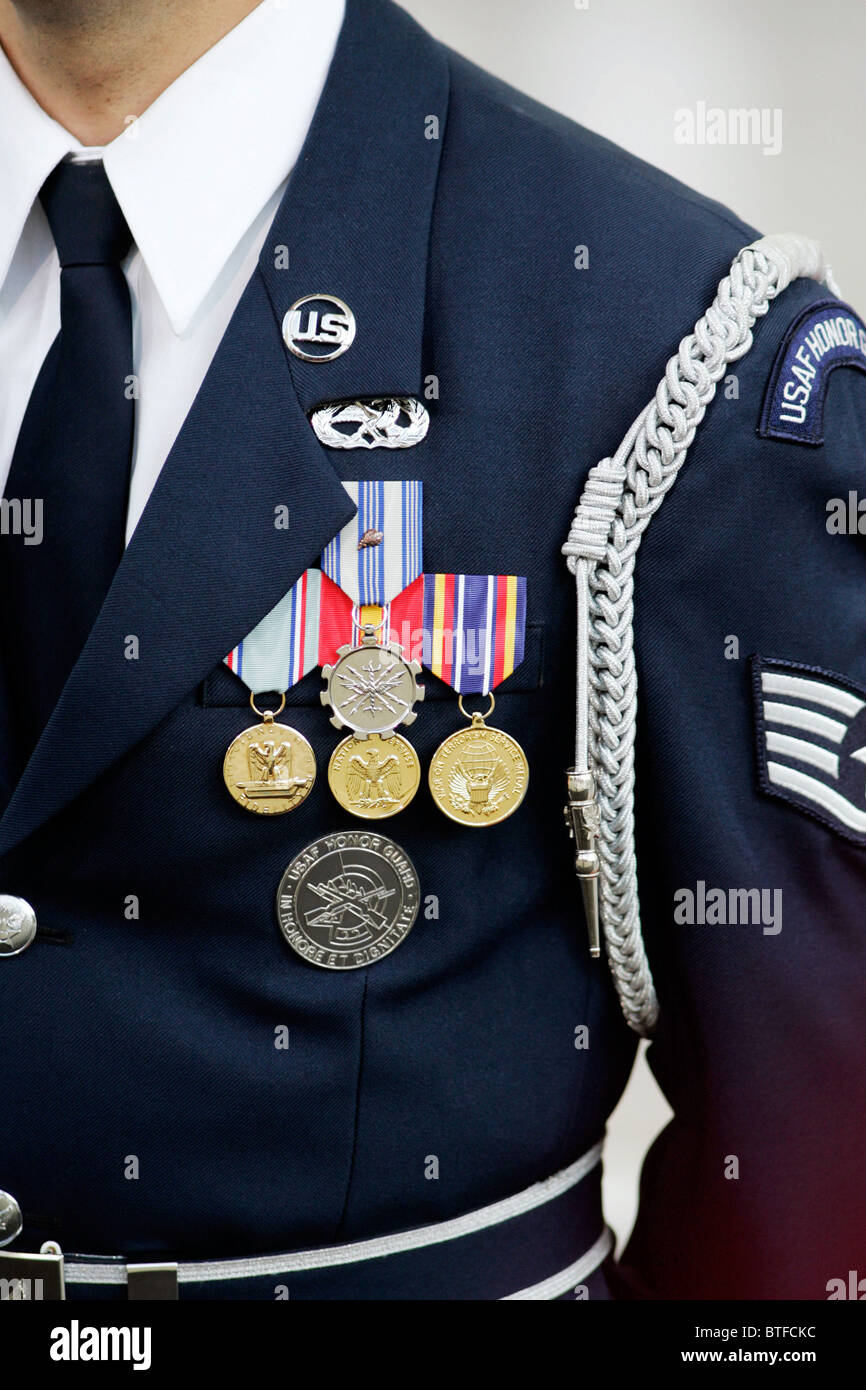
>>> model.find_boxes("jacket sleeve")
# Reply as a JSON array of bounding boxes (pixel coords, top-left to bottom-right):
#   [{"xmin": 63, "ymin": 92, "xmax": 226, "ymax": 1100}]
[{"xmin": 616, "ymin": 272, "xmax": 866, "ymax": 1299}]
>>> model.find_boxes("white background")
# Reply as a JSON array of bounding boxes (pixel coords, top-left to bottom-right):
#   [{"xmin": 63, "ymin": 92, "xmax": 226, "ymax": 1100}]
[{"xmin": 400, "ymin": 0, "xmax": 865, "ymax": 1249}]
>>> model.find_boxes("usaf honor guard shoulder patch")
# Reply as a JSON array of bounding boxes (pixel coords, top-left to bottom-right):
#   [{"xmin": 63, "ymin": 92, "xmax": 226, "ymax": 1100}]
[
  {"xmin": 758, "ymin": 299, "xmax": 866, "ymax": 445},
  {"xmin": 752, "ymin": 655, "xmax": 866, "ymax": 844}
]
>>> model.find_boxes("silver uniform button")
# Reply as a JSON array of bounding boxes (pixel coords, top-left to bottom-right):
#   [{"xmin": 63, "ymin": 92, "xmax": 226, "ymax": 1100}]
[
  {"xmin": 0, "ymin": 1191, "xmax": 23, "ymax": 1247},
  {"xmin": 0, "ymin": 895, "xmax": 37, "ymax": 957}
]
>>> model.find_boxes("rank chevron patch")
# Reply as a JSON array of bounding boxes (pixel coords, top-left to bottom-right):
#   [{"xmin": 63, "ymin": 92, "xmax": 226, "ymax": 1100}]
[{"xmin": 752, "ymin": 655, "xmax": 866, "ymax": 844}]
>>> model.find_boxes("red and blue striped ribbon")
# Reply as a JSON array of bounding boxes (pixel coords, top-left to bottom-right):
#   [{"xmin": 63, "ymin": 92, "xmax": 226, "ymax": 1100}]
[{"xmin": 422, "ymin": 573, "xmax": 526, "ymax": 694}]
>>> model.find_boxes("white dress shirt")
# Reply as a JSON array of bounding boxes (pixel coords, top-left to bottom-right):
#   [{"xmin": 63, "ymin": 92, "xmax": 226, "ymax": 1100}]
[{"xmin": 0, "ymin": 0, "xmax": 345, "ymax": 541}]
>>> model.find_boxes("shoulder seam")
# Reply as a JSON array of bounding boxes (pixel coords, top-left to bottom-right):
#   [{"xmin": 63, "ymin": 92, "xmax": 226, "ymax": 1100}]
[{"xmin": 442, "ymin": 47, "xmax": 755, "ymax": 247}]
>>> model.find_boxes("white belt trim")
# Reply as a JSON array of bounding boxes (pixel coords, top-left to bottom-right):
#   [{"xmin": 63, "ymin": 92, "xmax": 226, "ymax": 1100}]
[
  {"xmin": 65, "ymin": 1140, "xmax": 603, "ymax": 1286},
  {"xmin": 501, "ymin": 1227, "xmax": 614, "ymax": 1300}
]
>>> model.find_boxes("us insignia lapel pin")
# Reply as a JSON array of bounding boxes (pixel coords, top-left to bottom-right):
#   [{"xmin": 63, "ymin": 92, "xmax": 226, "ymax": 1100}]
[{"xmin": 282, "ymin": 294, "xmax": 355, "ymax": 362}]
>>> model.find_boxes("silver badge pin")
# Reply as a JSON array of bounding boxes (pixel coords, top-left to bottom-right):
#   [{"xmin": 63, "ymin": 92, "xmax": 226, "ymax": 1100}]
[
  {"xmin": 311, "ymin": 396, "xmax": 430, "ymax": 449},
  {"xmin": 283, "ymin": 294, "xmax": 356, "ymax": 362}
]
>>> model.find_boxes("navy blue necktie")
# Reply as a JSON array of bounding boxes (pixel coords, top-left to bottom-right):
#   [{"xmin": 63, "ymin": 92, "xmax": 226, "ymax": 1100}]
[{"xmin": 0, "ymin": 161, "xmax": 134, "ymax": 772}]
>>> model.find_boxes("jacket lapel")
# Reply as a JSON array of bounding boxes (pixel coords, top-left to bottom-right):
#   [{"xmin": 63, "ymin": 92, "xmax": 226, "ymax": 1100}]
[
  {"xmin": 259, "ymin": 0, "xmax": 449, "ymax": 412},
  {"xmin": 0, "ymin": 0, "xmax": 449, "ymax": 857},
  {"xmin": 0, "ymin": 270, "xmax": 355, "ymax": 856}
]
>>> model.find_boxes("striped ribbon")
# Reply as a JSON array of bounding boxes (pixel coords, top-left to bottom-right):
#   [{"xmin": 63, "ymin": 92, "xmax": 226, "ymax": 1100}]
[
  {"xmin": 321, "ymin": 480, "xmax": 422, "ymax": 604},
  {"xmin": 318, "ymin": 573, "xmax": 424, "ymax": 667},
  {"xmin": 225, "ymin": 568, "xmax": 322, "ymax": 694},
  {"xmin": 422, "ymin": 573, "xmax": 526, "ymax": 694},
  {"xmin": 226, "ymin": 570, "xmax": 525, "ymax": 695}
]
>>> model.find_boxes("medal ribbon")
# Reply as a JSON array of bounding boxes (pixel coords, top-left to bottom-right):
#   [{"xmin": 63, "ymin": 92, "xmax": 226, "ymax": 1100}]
[
  {"xmin": 321, "ymin": 480, "xmax": 423, "ymax": 604},
  {"xmin": 227, "ymin": 569, "xmax": 524, "ymax": 696},
  {"xmin": 225, "ymin": 568, "xmax": 322, "ymax": 694},
  {"xmin": 318, "ymin": 573, "xmax": 424, "ymax": 666},
  {"xmin": 422, "ymin": 573, "xmax": 526, "ymax": 694}
]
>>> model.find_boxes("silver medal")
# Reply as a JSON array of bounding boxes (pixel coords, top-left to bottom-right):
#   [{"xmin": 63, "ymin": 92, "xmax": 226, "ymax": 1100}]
[
  {"xmin": 321, "ymin": 628, "xmax": 424, "ymax": 737},
  {"xmin": 276, "ymin": 831, "xmax": 421, "ymax": 970}
]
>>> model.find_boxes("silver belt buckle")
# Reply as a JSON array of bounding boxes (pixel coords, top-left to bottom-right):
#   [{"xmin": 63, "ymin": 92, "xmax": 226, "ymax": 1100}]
[
  {"xmin": 0, "ymin": 1244, "xmax": 65, "ymax": 1300},
  {"xmin": 127, "ymin": 1262, "xmax": 178, "ymax": 1300}
]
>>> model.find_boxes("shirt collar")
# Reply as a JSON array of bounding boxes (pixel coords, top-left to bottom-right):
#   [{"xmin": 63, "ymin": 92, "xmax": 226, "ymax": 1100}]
[
  {"xmin": 0, "ymin": 0, "xmax": 345, "ymax": 334},
  {"xmin": 0, "ymin": 46, "xmax": 76, "ymax": 291}
]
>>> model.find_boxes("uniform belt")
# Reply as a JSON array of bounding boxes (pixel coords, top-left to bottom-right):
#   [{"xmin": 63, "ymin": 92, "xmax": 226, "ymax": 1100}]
[{"xmin": 1, "ymin": 1142, "xmax": 610, "ymax": 1300}]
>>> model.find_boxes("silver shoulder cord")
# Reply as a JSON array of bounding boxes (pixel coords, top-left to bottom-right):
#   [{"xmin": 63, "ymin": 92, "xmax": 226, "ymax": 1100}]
[{"xmin": 561, "ymin": 234, "xmax": 839, "ymax": 1037}]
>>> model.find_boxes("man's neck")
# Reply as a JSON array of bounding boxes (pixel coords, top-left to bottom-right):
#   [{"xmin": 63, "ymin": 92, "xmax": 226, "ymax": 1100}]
[{"xmin": 0, "ymin": 0, "xmax": 264, "ymax": 145}]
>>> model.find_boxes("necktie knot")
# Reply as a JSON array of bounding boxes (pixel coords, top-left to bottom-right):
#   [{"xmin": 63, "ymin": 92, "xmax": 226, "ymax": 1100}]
[{"xmin": 40, "ymin": 161, "xmax": 132, "ymax": 268}]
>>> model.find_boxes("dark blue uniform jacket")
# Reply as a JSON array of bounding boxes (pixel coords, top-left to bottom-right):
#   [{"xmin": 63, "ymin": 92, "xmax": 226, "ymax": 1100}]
[{"xmin": 2, "ymin": 0, "xmax": 864, "ymax": 1299}]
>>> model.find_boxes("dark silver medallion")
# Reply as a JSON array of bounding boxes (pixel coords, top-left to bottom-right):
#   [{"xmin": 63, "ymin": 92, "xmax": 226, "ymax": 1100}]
[{"xmin": 276, "ymin": 831, "xmax": 421, "ymax": 970}]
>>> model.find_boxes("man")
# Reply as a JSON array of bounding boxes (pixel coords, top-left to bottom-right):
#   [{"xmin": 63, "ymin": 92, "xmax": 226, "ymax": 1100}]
[{"xmin": 0, "ymin": 0, "xmax": 863, "ymax": 1301}]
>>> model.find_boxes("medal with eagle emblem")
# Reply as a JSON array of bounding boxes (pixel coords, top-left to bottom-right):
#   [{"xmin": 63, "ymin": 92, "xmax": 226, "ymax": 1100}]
[
  {"xmin": 317, "ymin": 481, "xmax": 425, "ymax": 816},
  {"xmin": 429, "ymin": 694, "xmax": 529, "ymax": 827},
  {"xmin": 423, "ymin": 575, "xmax": 529, "ymax": 825},
  {"xmin": 328, "ymin": 732, "xmax": 420, "ymax": 818},
  {"xmin": 321, "ymin": 622, "xmax": 423, "ymax": 817},
  {"xmin": 223, "ymin": 693, "xmax": 316, "ymax": 815}
]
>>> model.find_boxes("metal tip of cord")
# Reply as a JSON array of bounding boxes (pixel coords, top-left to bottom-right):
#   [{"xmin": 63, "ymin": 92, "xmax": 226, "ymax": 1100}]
[
  {"xmin": 579, "ymin": 878, "xmax": 601, "ymax": 958},
  {"xmin": 565, "ymin": 768, "xmax": 602, "ymax": 959}
]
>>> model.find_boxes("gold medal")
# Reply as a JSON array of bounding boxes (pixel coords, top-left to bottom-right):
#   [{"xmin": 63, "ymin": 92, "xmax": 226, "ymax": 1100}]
[
  {"xmin": 321, "ymin": 611, "xmax": 423, "ymax": 818},
  {"xmin": 429, "ymin": 694, "xmax": 529, "ymax": 827},
  {"xmin": 328, "ymin": 732, "xmax": 420, "ymax": 819},
  {"xmin": 223, "ymin": 693, "xmax": 315, "ymax": 815}
]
